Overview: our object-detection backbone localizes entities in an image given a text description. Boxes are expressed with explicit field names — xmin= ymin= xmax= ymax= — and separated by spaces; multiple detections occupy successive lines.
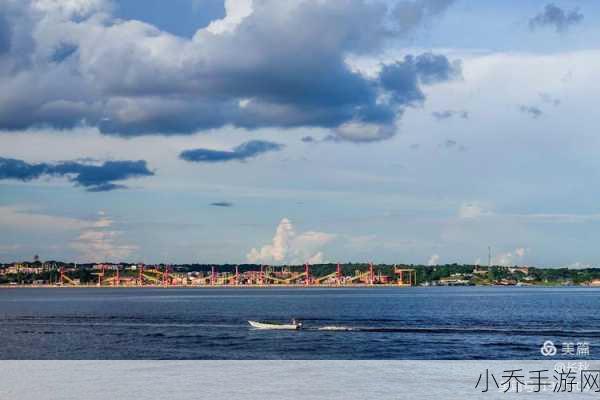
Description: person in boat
xmin=291 ymin=319 xmax=303 ymax=328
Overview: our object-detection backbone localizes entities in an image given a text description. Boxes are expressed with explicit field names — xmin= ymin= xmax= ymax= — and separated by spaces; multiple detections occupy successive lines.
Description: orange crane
xmin=313 ymin=263 xmax=343 ymax=286
xmin=59 ymin=267 xmax=78 ymax=286
xmin=139 ymin=267 xmax=164 ymax=285
xmin=92 ymin=264 xmax=107 ymax=286
xmin=138 ymin=264 xmax=145 ymax=286
xmin=394 ymin=266 xmax=417 ymax=286
xmin=346 ymin=263 xmax=376 ymax=285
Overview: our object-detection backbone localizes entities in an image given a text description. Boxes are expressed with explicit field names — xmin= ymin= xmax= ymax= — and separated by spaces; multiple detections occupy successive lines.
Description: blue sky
xmin=0 ymin=0 xmax=599 ymax=267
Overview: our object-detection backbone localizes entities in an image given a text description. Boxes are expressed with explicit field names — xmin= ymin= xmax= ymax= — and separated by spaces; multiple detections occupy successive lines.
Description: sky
xmin=0 ymin=0 xmax=599 ymax=267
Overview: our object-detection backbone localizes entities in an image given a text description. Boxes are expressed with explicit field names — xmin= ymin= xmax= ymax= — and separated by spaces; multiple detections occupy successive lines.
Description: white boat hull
xmin=248 ymin=320 xmax=300 ymax=330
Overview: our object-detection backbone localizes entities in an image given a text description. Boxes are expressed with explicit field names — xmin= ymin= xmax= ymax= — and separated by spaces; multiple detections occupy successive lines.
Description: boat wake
xmin=304 ymin=325 xmax=600 ymax=337
xmin=317 ymin=326 xmax=355 ymax=331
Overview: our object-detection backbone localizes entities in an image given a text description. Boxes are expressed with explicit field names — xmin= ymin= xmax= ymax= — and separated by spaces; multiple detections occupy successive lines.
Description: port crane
xmin=394 ymin=266 xmax=417 ymax=286
xmin=344 ymin=263 xmax=376 ymax=285
xmin=48 ymin=262 xmax=416 ymax=288
xmin=140 ymin=266 xmax=171 ymax=286
xmin=58 ymin=267 xmax=78 ymax=286
xmin=313 ymin=263 xmax=343 ymax=286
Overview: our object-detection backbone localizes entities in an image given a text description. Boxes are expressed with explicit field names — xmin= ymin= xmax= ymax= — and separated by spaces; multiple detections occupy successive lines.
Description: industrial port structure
xmin=55 ymin=263 xmax=417 ymax=287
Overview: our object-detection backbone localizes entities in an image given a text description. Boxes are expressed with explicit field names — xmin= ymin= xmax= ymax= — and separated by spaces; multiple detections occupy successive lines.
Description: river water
xmin=0 ymin=286 xmax=597 ymax=359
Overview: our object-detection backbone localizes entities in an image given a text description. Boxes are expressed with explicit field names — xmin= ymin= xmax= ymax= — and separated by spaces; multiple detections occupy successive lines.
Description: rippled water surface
xmin=0 ymin=287 xmax=598 ymax=359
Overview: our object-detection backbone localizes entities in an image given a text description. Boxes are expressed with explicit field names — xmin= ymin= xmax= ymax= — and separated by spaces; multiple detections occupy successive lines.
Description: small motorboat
xmin=248 ymin=320 xmax=302 ymax=330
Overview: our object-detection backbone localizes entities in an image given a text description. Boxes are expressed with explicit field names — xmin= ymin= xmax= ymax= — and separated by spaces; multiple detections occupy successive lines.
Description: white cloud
xmin=334 ymin=121 xmax=396 ymax=142
xmin=32 ymin=0 xmax=110 ymax=19
xmin=514 ymin=247 xmax=525 ymax=258
xmin=458 ymin=202 xmax=490 ymax=219
xmin=70 ymin=213 xmax=138 ymax=262
xmin=247 ymin=218 xmax=335 ymax=264
xmin=427 ymin=254 xmax=440 ymax=265
xmin=494 ymin=247 xmax=528 ymax=266
xmin=204 ymin=0 xmax=253 ymax=35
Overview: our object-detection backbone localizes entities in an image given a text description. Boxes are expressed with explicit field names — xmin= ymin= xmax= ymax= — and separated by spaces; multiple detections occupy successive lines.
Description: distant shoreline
xmin=0 ymin=284 xmax=412 ymax=289
xmin=0 ymin=284 xmax=597 ymax=289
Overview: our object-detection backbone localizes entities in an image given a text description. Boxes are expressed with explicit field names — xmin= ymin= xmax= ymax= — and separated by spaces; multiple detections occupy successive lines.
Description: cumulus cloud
xmin=70 ymin=212 xmax=138 ymax=262
xmin=180 ymin=140 xmax=283 ymax=163
xmin=427 ymin=254 xmax=440 ymax=265
xmin=0 ymin=157 xmax=154 ymax=191
xmin=246 ymin=218 xmax=336 ymax=264
xmin=529 ymin=3 xmax=583 ymax=33
xmin=205 ymin=0 xmax=253 ymax=35
xmin=518 ymin=105 xmax=543 ymax=119
xmin=494 ymin=247 xmax=528 ymax=266
xmin=0 ymin=0 xmax=461 ymax=142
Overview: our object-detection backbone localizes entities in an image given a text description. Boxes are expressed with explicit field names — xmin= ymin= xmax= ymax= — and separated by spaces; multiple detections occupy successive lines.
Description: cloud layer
xmin=0 ymin=157 xmax=154 ymax=191
xmin=0 ymin=0 xmax=460 ymax=141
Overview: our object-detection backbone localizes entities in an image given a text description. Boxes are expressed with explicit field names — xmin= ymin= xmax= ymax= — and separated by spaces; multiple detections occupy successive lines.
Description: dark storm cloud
xmin=432 ymin=109 xmax=469 ymax=121
xmin=210 ymin=201 xmax=234 ymax=208
xmin=0 ymin=157 xmax=154 ymax=191
xmin=0 ymin=0 xmax=461 ymax=142
xmin=529 ymin=4 xmax=583 ymax=33
xmin=519 ymin=105 xmax=543 ymax=119
xmin=180 ymin=140 xmax=284 ymax=163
